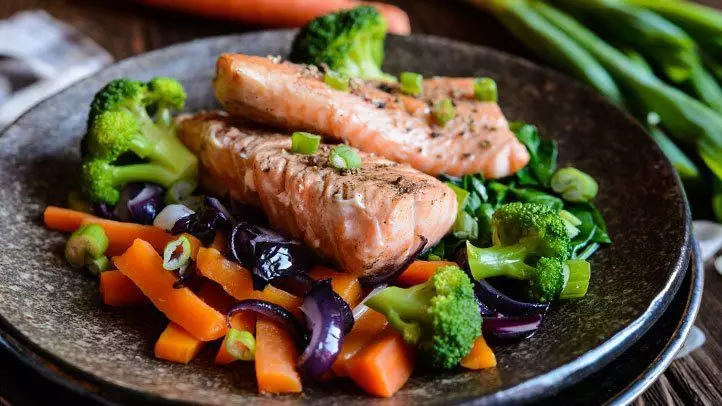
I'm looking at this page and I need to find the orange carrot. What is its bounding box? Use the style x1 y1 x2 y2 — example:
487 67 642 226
154 322 205 364
80 218 174 256
253 285 303 319
114 239 227 341
210 231 228 252
395 260 456 287
460 336 497 370
309 265 363 307
347 328 415 397
196 247 254 300
196 248 303 317
255 317 303 394
131 0 410 35
215 312 257 365
99 270 149 306
332 309 388 377
43 206 97 233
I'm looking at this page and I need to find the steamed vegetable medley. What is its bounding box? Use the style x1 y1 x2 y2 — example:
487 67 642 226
43 6 609 398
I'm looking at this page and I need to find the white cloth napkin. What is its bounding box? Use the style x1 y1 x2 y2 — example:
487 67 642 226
0 10 113 132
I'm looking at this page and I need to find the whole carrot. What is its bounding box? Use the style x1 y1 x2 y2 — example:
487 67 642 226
131 0 411 35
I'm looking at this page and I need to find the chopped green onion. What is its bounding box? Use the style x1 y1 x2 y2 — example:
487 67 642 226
445 182 469 210
324 71 350 92
400 71 423 96
433 98 456 126
165 179 198 205
163 235 192 271
87 255 110 276
291 132 322 155
428 253 443 261
226 328 256 361
551 167 599 203
65 224 109 268
452 211 479 240
560 260 591 299
474 77 498 102
329 144 362 169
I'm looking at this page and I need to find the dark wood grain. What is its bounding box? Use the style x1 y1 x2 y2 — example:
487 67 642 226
1 0 721 405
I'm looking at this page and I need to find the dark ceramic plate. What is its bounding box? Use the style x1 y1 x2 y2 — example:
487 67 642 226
0 31 691 405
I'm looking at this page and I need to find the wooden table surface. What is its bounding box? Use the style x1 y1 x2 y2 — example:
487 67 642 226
1 1 721 405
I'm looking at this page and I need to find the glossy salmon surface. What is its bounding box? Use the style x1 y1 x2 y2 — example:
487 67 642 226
176 112 457 278
214 54 530 178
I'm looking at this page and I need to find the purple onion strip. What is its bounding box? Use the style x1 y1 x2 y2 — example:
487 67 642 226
482 314 543 341
226 299 307 346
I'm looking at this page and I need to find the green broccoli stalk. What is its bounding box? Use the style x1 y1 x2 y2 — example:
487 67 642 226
465 202 573 303
81 78 197 204
365 265 481 369
289 6 396 82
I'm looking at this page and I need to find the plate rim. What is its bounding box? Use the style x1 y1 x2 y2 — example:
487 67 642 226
0 30 693 404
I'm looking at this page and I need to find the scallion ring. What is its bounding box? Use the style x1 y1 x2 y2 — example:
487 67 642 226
226 328 256 361
163 235 192 271
400 71 423 96
329 144 362 169
433 98 456 126
291 132 322 155
87 255 110 276
474 77 498 102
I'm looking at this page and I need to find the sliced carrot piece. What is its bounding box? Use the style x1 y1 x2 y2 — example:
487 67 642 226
460 336 497 370
154 322 205 364
114 239 226 341
309 265 363 307
80 217 174 256
255 317 302 394
99 270 149 306
196 247 254 300
43 206 97 233
332 309 388 377
347 329 415 398
210 231 228 252
215 312 256 365
252 285 303 319
395 260 456 287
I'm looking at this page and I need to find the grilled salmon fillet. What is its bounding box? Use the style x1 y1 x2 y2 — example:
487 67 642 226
213 54 530 178
176 111 457 278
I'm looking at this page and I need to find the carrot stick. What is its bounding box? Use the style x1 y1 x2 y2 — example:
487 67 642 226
43 206 97 233
395 260 456 287
154 322 205 364
80 218 174 256
347 328 415 397
196 247 254 300
114 239 227 341
332 309 388 377
309 265 363 307
215 312 257 365
131 0 410 35
99 270 149 306
253 286 303 319
255 317 303 394
460 336 497 370
196 248 303 317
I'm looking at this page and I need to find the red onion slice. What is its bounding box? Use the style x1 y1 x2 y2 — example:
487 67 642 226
226 299 307 346
482 314 543 341
154 204 194 231
298 280 346 380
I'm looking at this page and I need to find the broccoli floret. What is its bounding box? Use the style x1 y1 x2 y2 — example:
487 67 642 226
289 6 396 82
365 265 481 369
466 202 572 303
80 78 197 204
